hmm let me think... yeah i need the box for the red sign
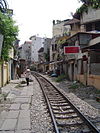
[64,46,80,54]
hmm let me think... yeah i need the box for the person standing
[24,69,31,86]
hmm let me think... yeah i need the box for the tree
[79,0,100,8]
[0,11,19,61]
[77,0,100,15]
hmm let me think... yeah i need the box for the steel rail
[34,73,60,133]
[32,72,100,133]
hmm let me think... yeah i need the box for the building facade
[52,19,71,37]
[30,35,44,62]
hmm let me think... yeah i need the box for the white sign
[66,53,78,60]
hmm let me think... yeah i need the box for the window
[86,23,92,31]
[95,21,100,31]
[55,44,57,50]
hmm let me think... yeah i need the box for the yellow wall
[0,62,9,87]
[3,63,8,85]
[87,75,100,90]
[9,47,14,58]
[77,74,100,90]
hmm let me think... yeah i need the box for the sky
[7,0,82,44]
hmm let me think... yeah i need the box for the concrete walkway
[0,78,34,133]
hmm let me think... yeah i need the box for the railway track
[32,72,100,133]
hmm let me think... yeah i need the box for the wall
[38,51,44,63]
[3,63,8,85]
[0,63,7,87]
[81,7,100,24]
[70,24,80,36]
[68,64,72,80]
[63,63,67,74]
[77,74,100,90]
[8,60,11,80]
[0,64,2,87]
[53,22,70,37]
[31,37,44,62]
[76,74,85,85]
[19,42,31,61]
[87,75,100,89]
[90,63,100,75]
[43,38,51,53]
[9,48,14,58]
[0,62,9,87]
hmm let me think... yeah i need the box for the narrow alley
[0,0,100,132]
[0,76,53,133]
[0,74,100,133]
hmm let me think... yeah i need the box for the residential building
[38,47,44,63]
[49,19,72,74]
[18,41,31,61]
[37,38,52,72]
[62,6,100,89]
[18,41,32,73]
[63,32,100,82]
[0,35,18,86]
[64,18,81,36]
[49,6,100,90]
[38,47,44,72]
[74,6,100,89]
[52,19,70,37]
[80,7,100,32]
[43,38,51,59]
[30,35,44,62]
[43,38,51,72]
[0,46,16,87]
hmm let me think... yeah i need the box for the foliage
[69,83,79,89]
[0,11,19,61]
[77,0,100,15]
[55,74,67,82]
[57,39,66,45]
[79,0,100,8]
[44,49,50,61]
[69,82,85,89]
[76,4,88,14]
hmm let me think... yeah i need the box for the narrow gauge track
[32,72,100,133]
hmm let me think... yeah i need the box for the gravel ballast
[44,75,100,118]
[31,75,100,132]
[30,77,54,133]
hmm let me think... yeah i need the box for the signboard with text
[64,46,80,54]
[64,46,80,59]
